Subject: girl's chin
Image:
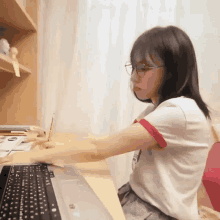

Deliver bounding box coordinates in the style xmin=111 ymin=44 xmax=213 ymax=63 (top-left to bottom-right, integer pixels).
xmin=134 ymin=90 xmax=150 ymax=100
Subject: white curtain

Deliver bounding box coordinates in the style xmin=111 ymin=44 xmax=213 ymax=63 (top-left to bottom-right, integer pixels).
xmin=39 ymin=0 xmax=220 ymax=190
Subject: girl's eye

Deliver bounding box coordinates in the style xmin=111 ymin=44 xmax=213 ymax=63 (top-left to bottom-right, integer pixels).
xmin=138 ymin=68 xmax=147 ymax=72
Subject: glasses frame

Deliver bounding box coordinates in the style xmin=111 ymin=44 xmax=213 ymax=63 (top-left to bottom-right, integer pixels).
xmin=125 ymin=61 xmax=163 ymax=76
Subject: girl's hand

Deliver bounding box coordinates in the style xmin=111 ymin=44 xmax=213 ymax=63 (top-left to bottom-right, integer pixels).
xmin=0 ymin=151 xmax=37 ymax=165
xmin=0 ymin=137 xmax=65 ymax=166
xmin=0 ymin=147 xmax=53 ymax=165
xmin=26 ymin=136 xmax=55 ymax=150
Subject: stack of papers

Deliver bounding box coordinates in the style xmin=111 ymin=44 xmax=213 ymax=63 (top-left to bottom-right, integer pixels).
xmin=0 ymin=136 xmax=32 ymax=157
xmin=0 ymin=125 xmax=46 ymax=137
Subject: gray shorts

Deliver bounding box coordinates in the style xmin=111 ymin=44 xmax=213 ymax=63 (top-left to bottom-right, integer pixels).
xmin=117 ymin=182 xmax=178 ymax=220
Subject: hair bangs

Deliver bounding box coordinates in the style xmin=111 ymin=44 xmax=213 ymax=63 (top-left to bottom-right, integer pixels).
xmin=130 ymin=32 xmax=164 ymax=68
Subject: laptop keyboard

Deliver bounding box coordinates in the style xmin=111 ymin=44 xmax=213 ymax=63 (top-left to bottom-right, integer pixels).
xmin=0 ymin=164 xmax=61 ymax=220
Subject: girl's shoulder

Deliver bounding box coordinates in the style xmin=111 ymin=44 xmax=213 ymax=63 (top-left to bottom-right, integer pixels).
xmin=135 ymin=96 xmax=208 ymax=126
xmin=157 ymin=96 xmax=201 ymax=115
xmin=158 ymin=96 xmax=194 ymax=108
xmin=158 ymin=96 xmax=209 ymax=127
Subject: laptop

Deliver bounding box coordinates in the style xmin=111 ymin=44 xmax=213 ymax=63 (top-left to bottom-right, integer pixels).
xmin=0 ymin=162 xmax=114 ymax=220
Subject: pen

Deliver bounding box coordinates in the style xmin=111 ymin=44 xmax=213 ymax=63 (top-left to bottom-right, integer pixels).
xmin=42 ymin=114 xmax=65 ymax=168
xmin=48 ymin=115 xmax=54 ymax=142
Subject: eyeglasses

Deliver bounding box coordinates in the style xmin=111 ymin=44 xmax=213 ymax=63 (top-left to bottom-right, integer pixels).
xmin=125 ymin=61 xmax=163 ymax=76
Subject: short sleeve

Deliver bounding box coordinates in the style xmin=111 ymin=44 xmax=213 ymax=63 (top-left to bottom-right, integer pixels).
xmin=140 ymin=102 xmax=186 ymax=148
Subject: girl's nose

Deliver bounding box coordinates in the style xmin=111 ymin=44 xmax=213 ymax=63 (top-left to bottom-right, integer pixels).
xmin=131 ymin=71 xmax=140 ymax=83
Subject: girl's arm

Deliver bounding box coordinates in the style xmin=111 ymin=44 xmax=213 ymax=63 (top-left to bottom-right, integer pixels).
xmin=0 ymin=123 xmax=164 ymax=165
xmin=37 ymin=122 xmax=162 ymax=164
xmin=89 ymin=122 xmax=162 ymax=159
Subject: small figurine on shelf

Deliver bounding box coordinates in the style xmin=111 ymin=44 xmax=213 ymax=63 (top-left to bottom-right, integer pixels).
xmin=0 ymin=39 xmax=10 ymax=56
xmin=9 ymin=47 xmax=20 ymax=77
xmin=0 ymin=26 xmax=10 ymax=56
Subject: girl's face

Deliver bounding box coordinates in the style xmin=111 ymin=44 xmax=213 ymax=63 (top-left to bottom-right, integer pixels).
xmin=131 ymin=60 xmax=164 ymax=104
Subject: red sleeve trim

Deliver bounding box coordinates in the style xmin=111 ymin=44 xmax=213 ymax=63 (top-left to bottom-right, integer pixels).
xmin=133 ymin=119 xmax=138 ymax=124
xmin=138 ymin=119 xmax=167 ymax=148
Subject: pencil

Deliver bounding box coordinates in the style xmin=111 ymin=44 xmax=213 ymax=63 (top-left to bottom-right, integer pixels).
xmin=48 ymin=116 xmax=54 ymax=142
xmin=43 ymin=115 xmax=65 ymax=168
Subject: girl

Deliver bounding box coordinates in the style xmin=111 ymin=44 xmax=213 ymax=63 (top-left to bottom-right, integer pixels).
xmin=0 ymin=25 xmax=212 ymax=220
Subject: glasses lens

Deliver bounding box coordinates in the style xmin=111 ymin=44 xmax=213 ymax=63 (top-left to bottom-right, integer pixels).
xmin=126 ymin=65 xmax=133 ymax=75
xmin=125 ymin=62 xmax=133 ymax=75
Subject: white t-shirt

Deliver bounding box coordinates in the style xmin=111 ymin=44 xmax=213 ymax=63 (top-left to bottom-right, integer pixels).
xmin=129 ymin=96 xmax=212 ymax=220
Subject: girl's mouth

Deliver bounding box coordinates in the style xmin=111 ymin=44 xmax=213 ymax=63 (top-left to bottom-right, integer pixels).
xmin=133 ymin=87 xmax=141 ymax=91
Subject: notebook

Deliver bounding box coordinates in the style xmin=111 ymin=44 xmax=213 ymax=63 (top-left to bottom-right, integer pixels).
xmin=0 ymin=163 xmax=114 ymax=220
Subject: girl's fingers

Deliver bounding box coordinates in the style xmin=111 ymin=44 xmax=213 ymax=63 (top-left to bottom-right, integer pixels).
xmin=32 ymin=143 xmax=55 ymax=151
xmin=27 ymin=138 xmax=48 ymax=145
xmin=0 ymin=155 xmax=11 ymax=164
xmin=0 ymin=152 xmax=29 ymax=165
xmin=41 ymin=142 xmax=55 ymax=149
xmin=42 ymin=141 xmax=66 ymax=148
xmin=28 ymin=139 xmax=56 ymax=149
xmin=0 ymin=142 xmax=56 ymax=165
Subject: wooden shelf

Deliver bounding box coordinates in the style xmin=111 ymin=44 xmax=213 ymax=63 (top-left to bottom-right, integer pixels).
xmin=0 ymin=0 xmax=37 ymax=32
xmin=0 ymin=53 xmax=32 ymax=75
xmin=0 ymin=0 xmax=39 ymax=126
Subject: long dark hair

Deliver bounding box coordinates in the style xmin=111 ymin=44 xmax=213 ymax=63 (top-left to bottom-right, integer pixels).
xmin=130 ymin=25 xmax=211 ymax=120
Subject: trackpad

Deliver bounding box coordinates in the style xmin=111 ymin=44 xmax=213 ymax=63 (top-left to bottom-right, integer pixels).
xmin=59 ymin=181 xmax=113 ymax=220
